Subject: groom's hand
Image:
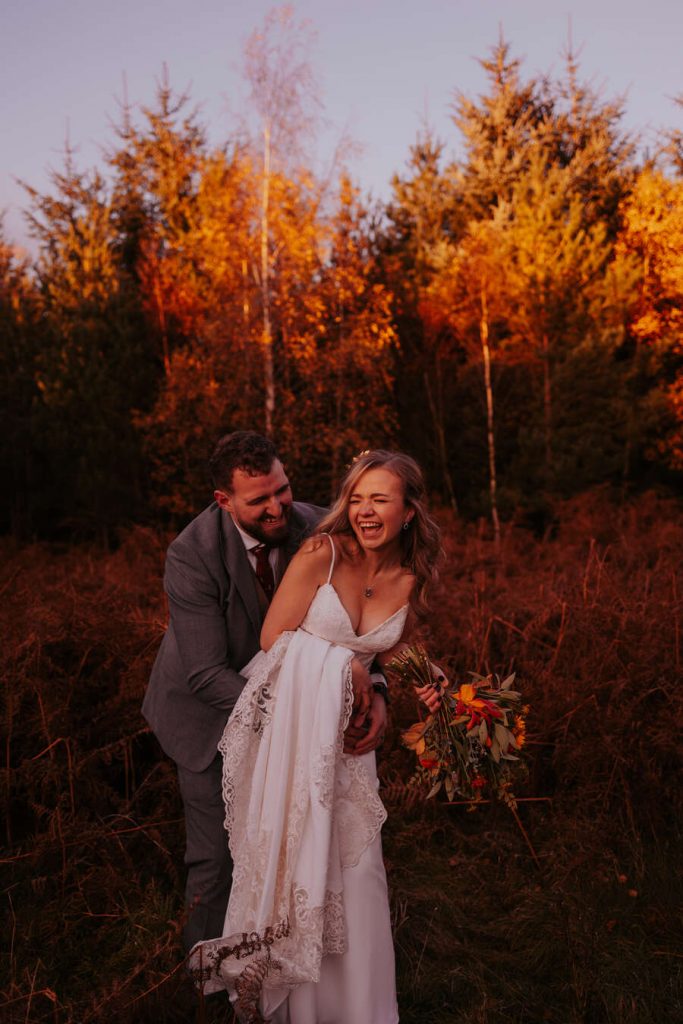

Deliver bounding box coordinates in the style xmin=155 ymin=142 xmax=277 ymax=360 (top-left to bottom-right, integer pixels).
xmin=349 ymin=657 xmax=373 ymax=727
xmin=344 ymin=693 xmax=387 ymax=756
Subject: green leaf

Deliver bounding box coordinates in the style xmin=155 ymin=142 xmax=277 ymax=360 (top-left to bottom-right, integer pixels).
xmin=501 ymin=673 xmax=516 ymax=690
xmin=478 ymin=720 xmax=488 ymax=745
xmin=427 ymin=779 xmax=443 ymax=799
xmin=494 ymin=723 xmax=510 ymax=750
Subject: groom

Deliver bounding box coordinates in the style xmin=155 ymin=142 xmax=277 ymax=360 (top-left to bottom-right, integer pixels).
xmin=142 ymin=431 xmax=388 ymax=953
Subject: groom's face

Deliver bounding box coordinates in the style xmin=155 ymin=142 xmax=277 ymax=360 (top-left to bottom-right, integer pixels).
xmin=215 ymin=459 xmax=293 ymax=546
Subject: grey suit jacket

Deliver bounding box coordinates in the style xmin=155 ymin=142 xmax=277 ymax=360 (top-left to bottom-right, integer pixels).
xmin=142 ymin=500 xmax=325 ymax=772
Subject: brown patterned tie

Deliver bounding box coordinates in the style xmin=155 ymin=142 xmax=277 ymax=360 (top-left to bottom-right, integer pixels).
xmin=253 ymin=544 xmax=275 ymax=602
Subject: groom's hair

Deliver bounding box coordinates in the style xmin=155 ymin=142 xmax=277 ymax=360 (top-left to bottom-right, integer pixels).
xmin=209 ymin=431 xmax=280 ymax=492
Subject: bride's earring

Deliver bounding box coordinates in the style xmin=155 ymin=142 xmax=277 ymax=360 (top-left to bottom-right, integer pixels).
xmin=402 ymin=520 xmax=411 ymax=530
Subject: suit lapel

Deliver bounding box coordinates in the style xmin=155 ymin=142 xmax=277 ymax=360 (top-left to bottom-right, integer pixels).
xmin=283 ymin=508 xmax=309 ymax=566
xmin=220 ymin=511 xmax=262 ymax=638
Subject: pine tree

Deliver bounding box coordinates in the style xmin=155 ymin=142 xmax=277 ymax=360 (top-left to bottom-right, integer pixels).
xmin=108 ymin=71 xmax=207 ymax=378
xmin=134 ymin=145 xmax=264 ymax=517
xmin=549 ymin=44 xmax=635 ymax=235
xmin=382 ymin=131 xmax=462 ymax=508
xmin=22 ymin=147 xmax=151 ymax=535
xmin=426 ymin=218 xmax=512 ymax=541
xmin=616 ymin=168 xmax=683 ymax=472
xmin=448 ymin=39 xmax=637 ymax=501
xmin=280 ymin=175 xmax=397 ymax=499
xmin=0 ymin=223 xmax=41 ymax=535
xmin=452 ymin=36 xmax=552 ymax=218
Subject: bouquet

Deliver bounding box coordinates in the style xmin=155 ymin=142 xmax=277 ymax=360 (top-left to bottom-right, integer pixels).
xmin=386 ymin=643 xmax=527 ymax=809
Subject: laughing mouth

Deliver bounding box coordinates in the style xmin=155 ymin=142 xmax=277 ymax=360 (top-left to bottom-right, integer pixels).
xmin=358 ymin=522 xmax=382 ymax=533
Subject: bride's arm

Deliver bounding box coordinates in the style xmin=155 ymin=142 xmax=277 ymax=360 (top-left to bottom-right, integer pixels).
xmin=376 ymin=613 xmax=449 ymax=714
xmin=260 ymin=538 xmax=329 ymax=651
xmin=350 ymin=611 xmax=447 ymax=757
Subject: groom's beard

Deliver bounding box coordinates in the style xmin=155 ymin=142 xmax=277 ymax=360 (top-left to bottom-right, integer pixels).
xmin=237 ymin=505 xmax=292 ymax=547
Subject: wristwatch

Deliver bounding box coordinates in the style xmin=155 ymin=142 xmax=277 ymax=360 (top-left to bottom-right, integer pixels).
xmin=371 ymin=680 xmax=390 ymax=705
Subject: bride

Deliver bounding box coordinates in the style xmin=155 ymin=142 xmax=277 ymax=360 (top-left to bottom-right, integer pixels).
xmin=189 ymin=450 xmax=444 ymax=1022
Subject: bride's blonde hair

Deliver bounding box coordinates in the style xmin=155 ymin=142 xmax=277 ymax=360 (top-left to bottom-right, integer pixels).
xmin=315 ymin=450 xmax=443 ymax=619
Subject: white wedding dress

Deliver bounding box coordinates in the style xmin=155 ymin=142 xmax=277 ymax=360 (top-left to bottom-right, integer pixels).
xmin=189 ymin=536 xmax=404 ymax=1023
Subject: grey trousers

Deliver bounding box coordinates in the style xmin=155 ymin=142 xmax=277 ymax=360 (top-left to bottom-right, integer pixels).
xmin=176 ymin=754 xmax=233 ymax=954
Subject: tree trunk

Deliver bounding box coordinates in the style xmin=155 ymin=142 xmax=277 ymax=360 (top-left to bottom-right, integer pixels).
xmin=623 ymin=256 xmax=649 ymax=491
xmin=423 ymin=354 xmax=458 ymax=514
xmin=153 ymin=275 xmax=171 ymax=378
xmin=480 ymin=284 xmax=500 ymax=549
xmin=261 ymin=122 xmax=275 ymax=435
xmin=331 ymin=293 xmax=344 ymax=494
xmin=622 ymin=335 xmax=642 ymax=493
xmin=542 ymin=331 xmax=552 ymax=474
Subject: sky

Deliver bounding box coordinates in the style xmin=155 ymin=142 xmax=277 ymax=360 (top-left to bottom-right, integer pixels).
xmin=2 ymin=0 xmax=682 ymax=254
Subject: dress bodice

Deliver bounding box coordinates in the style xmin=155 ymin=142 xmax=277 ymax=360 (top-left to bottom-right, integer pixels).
xmin=300 ymin=583 xmax=407 ymax=667
xmin=299 ymin=535 xmax=408 ymax=666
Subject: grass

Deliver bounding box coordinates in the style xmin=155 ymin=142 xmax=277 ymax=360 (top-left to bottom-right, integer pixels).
xmin=1 ymin=490 xmax=682 ymax=1023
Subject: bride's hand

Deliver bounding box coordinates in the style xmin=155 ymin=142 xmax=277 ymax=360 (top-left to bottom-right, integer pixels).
xmin=350 ymin=657 xmax=372 ymax=726
xmin=415 ymin=663 xmax=449 ymax=714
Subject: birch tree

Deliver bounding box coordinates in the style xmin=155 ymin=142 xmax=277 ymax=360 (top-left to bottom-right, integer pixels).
xmin=243 ymin=5 xmax=322 ymax=434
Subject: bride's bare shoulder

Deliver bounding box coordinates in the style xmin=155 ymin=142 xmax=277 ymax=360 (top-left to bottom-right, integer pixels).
xmin=300 ymin=532 xmax=357 ymax=560
xmin=398 ymin=567 xmax=417 ymax=600
xmin=294 ymin=533 xmax=337 ymax=569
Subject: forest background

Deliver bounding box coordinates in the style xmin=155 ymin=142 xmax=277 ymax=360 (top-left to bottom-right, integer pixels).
xmin=2 ymin=6 xmax=682 ymax=1023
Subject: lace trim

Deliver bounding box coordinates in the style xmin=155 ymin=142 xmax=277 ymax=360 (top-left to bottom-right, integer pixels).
xmin=309 ymin=657 xmax=354 ymax=811
xmin=341 ymin=658 xmax=354 ymax=733
xmin=252 ymin=683 xmax=274 ymax=737
xmin=235 ymin=954 xmax=277 ymax=1023
xmin=189 ymin=917 xmax=290 ymax=1023
xmin=337 ymin=755 xmax=387 ymax=868
xmin=189 ymin=887 xmax=347 ymax=1019
xmin=322 ymin=890 xmax=346 ymax=953
xmin=219 ymin=631 xmax=292 ymax=833
xmin=335 ymin=658 xmax=387 ymax=868
xmin=312 ymin=743 xmax=336 ymax=808
xmin=293 ymin=886 xmax=346 ymax=956
xmin=190 ymin=917 xmax=291 ymax=983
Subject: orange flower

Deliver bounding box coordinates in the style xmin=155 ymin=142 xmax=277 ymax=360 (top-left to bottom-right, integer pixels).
xmin=456 ymin=683 xmax=477 ymax=705
xmin=513 ymin=715 xmax=527 ymax=749
xmin=402 ymin=718 xmax=432 ymax=757
xmin=456 ymin=684 xmax=489 ymax=708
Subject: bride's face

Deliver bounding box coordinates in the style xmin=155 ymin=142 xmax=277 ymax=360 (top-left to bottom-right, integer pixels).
xmin=347 ymin=467 xmax=414 ymax=551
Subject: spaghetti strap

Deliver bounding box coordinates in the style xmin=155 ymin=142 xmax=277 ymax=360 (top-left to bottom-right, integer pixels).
xmin=323 ymin=533 xmax=336 ymax=584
